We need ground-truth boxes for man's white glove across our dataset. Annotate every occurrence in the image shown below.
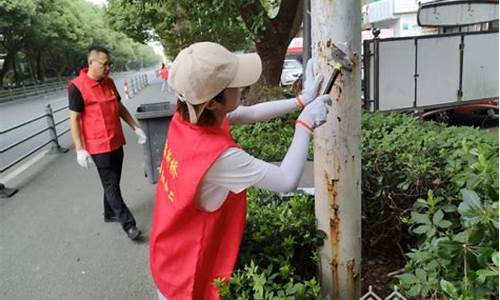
[297,58,324,107]
[134,127,147,144]
[76,150,93,169]
[295,95,331,134]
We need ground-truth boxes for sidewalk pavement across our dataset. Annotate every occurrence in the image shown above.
[0,78,314,300]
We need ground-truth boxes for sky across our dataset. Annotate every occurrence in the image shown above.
[85,0,107,7]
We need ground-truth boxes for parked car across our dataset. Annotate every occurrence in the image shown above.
[448,99,498,125]
[280,59,302,86]
[424,99,498,126]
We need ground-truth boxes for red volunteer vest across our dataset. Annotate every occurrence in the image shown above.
[160,68,169,80]
[70,69,125,154]
[150,113,247,300]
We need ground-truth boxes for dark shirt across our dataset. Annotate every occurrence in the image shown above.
[68,82,121,112]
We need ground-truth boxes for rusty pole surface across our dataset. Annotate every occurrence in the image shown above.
[311,1,362,299]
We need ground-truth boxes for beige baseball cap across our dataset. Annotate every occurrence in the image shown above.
[168,42,262,106]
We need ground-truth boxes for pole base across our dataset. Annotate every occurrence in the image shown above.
[0,183,18,198]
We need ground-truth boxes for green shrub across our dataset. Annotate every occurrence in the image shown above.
[398,143,498,299]
[362,113,448,256]
[216,262,320,300]
[217,189,324,299]
[231,111,314,161]
[362,114,496,243]
[230,111,498,298]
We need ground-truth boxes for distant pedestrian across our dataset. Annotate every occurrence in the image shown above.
[68,46,147,241]
[150,42,329,299]
[159,63,169,93]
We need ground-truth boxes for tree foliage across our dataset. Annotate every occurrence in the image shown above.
[110,0,251,58]
[232,111,499,298]
[154,0,252,59]
[125,0,303,87]
[0,0,160,87]
[106,0,159,44]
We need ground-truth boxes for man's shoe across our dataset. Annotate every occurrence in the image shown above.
[126,226,142,240]
[104,215,121,223]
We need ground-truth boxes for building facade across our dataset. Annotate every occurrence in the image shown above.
[362,0,438,38]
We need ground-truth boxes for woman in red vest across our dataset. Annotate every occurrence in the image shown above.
[150,42,330,300]
[159,63,169,93]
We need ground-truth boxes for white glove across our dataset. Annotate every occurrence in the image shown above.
[76,150,93,169]
[297,58,324,107]
[134,127,147,144]
[296,95,330,134]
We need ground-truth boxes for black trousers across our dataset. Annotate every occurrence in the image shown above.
[92,147,136,231]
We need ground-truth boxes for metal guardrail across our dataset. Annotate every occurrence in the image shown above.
[123,74,149,99]
[0,104,69,174]
[0,103,70,198]
[0,78,70,103]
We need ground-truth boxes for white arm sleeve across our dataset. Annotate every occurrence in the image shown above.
[199,127,311,211]
[254,126,311,193]
[228,98,298,125]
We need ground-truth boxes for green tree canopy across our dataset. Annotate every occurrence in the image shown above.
[106,0,158,44]
[118,0,303,87]
[0,0,37,84]
[0,0,160,87]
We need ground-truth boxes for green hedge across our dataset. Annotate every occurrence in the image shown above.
[362,113,498,298]
[216,190,324,299]
[232,111,299,161]
[230,111,498,298]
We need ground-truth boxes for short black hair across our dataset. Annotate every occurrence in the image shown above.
[87,46,110,57]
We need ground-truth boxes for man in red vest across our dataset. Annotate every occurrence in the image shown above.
[150,42,330,299]
[68,46,147,241]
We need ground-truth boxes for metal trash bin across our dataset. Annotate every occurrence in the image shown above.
[135,102,175,184]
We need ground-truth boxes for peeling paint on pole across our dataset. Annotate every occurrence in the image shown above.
[311,0,361,299]
[327,175,341,300]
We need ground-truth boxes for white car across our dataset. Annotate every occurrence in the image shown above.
[280,59,302,86]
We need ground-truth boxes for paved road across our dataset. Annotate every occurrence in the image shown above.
[0,79,174,300]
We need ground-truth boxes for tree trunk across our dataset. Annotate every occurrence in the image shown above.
[12,53,19,85]
[312,1,362,299]
[0,51,14,88]
[255,42,288,86]
[27,52,37,82]
[239,0,303,89]
[36,50,44,82]
[243,41,289,104]
[56,66,66,80]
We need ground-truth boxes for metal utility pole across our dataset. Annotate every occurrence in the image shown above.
[311,1,362,299]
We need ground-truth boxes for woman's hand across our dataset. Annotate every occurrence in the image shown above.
[295,95,331,134]
[296,58,324,108]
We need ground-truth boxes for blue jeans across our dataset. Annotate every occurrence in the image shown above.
[158,289,168,300]
[161,80,168,93]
